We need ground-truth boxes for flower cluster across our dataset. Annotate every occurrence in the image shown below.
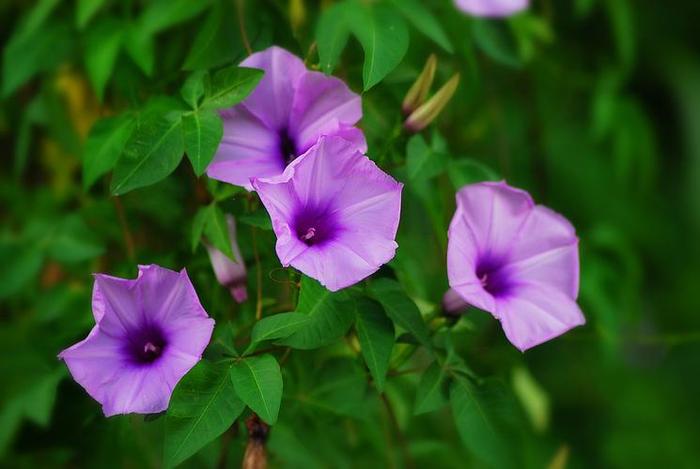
[61,43,583,417]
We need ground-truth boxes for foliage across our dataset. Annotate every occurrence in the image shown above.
[1,0,700,468]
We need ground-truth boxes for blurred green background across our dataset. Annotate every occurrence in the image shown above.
[1,0,700,468]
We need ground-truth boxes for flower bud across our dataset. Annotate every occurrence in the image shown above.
[205,214,248,303]
[404,73,460,133]
[402,54,437,115]
[243,415,269,469]
[442,288,470,316]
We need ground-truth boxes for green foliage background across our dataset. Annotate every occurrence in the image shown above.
[1,0,700,468]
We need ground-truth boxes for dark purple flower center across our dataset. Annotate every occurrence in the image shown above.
[124,324,168,365]
[475,257,511,297]
[293,206,340,247]
[278,128,299,166]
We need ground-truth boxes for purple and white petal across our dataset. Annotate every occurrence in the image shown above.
[454,0,528,17]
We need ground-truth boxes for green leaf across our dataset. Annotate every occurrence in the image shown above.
[124,25,155,76]
[191,206,210,252]
[2,19,73,97]
[139,0,211,35]
[182,1,241,71]
[355,298,394,391]
[368,278,431,348]
[164,361,245,468]
[83,114,135,190]
[47,215,105,263]
[280,276,356,350]
[346,2,409,91]
[181,71,208,109]
[316,3,351,74]
[230,354,283,425]
[84,18,123,101]
[0,242,44,300]
[251,313,311,345]
[76,0,108,29]
[203,203,234,260]
[110,111,184,195]
[390,0,454,53]
[414,361,449,415]
[201,66,264,110]
[406,134,447,180]
[238,210,273,231]
[472,19,522,68]
[183,109,223,176]
[447,158,500,190]
[450,377,515,468]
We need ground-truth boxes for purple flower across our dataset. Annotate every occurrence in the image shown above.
[447,182,584,351]
[454,0,528,17]
[207,46,366,190]
[252,136,403,291]
[59,265,215,416]
[206,214,248,303]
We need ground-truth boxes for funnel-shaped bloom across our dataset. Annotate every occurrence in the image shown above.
[252,136,402,291]
[454,0,528,17]
[207,46,366,190]
[206,214,248,303]
[447,182,584,351]
[59,265,215,416]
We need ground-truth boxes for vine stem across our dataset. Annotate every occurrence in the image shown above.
[236,0,253,56]
[251,226,263,320]
[112,196,135,261]
[381,394,415,469]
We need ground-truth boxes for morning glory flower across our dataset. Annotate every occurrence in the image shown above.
[207,46,366,190]
[454,0,528,17]
[447,182,584,351]
[59,265,215,416]
[252,136,403,291]
[206,214,248,303]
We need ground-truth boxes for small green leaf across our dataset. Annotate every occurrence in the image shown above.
[230,354,283,425]
[355,297,394,391]
[0,242,44,300]
[414,361,449,415]
[346,3,409,91]
[83,114,135,190]
[368,278,431,348]
[181,71,208,109]
[124,24,155,76]
[164,361,245,468]
[201,66,264,110]
[472,19,522,68]
[76,0,108,29]
[251,313,311,345]
[450,377,515,467]
[406,134,447,180]
[191,206,210,252]
[280,276,356,350]
[139,0,211,36]
[316,3,351,74]
[183,109,223,176]
[447,158,500,190]
[47,215,105,263]
[238,210,272,231]
[85,18,123,101]
[203,204,234,260]
[110,112,184,195]
[182,1,240,71]
[390,0,454,53]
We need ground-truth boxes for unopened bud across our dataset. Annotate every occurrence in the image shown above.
[442,288,470,316]
[402,54,437,115]
[404,73,460,133]
[290,0,306,35]
[205,214,248,303]
[243,415,269,469]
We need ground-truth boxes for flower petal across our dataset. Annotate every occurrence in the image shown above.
[240,46,307,129]
[207,107,283,190]
[289,70,363,153]
[495,283,585,352]
[93,274,141,336]
[503,205,579,297]
[454,181,534,259]
[454,0,528,17]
